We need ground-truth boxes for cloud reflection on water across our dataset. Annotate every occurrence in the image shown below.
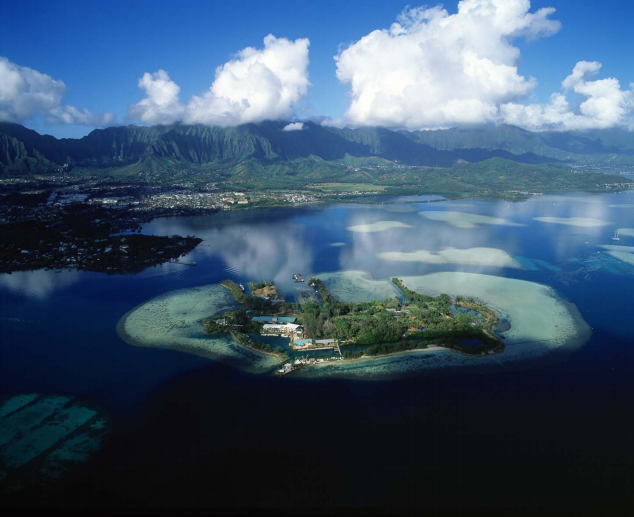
[143,211,314,294]
[2,190,633,300]
[0,269,81,299]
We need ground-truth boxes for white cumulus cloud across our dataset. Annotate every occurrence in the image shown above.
[501,61,634,130]
[282,122,304,131]
[334,0,560,129]
[0,56,114,125]
[128,70,184,125]
[335,1,634,132]
[130,35,310,126]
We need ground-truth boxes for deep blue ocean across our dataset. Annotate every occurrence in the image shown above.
[2,189,633,510]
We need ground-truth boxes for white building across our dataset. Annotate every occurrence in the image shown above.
[262,323,300,335]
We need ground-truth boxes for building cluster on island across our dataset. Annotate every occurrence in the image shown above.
[212,313,345,376]
[202,278,505,377]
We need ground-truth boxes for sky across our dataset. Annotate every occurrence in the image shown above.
[0,0,632,138]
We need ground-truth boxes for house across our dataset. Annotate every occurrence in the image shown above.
[262,323,300,335]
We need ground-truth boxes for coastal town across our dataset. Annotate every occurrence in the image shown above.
[0,182,324,273]
[0,179,417,274]
[0,182,322,225]
[3,173,633,274]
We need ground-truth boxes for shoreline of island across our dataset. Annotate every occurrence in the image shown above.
[113,267,592,380]
[115,287,281,374]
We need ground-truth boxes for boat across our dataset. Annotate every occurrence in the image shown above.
[612,231,620,242]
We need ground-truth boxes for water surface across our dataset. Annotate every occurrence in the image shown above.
[2,190,634,413]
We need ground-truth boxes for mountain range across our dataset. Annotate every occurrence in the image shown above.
[2,120,633,177]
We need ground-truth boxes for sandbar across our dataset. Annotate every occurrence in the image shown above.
[377,247,523,269]
[117,284,280,373]
[347,221,415,233]
[599,244,634,266]
[420,211,525,229]
[533,217,612,227]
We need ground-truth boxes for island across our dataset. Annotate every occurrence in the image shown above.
[201,278,504,376]
[117,270,590,379]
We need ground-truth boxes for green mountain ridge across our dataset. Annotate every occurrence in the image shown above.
[1,121,633,178]
[404,125,569,160]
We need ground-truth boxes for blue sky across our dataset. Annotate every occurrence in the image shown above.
[1,0,632,138]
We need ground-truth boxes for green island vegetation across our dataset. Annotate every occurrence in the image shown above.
[219,279,251,304]
[250,280,271,290]
[202,277,504,374]
[248,280,282,300]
